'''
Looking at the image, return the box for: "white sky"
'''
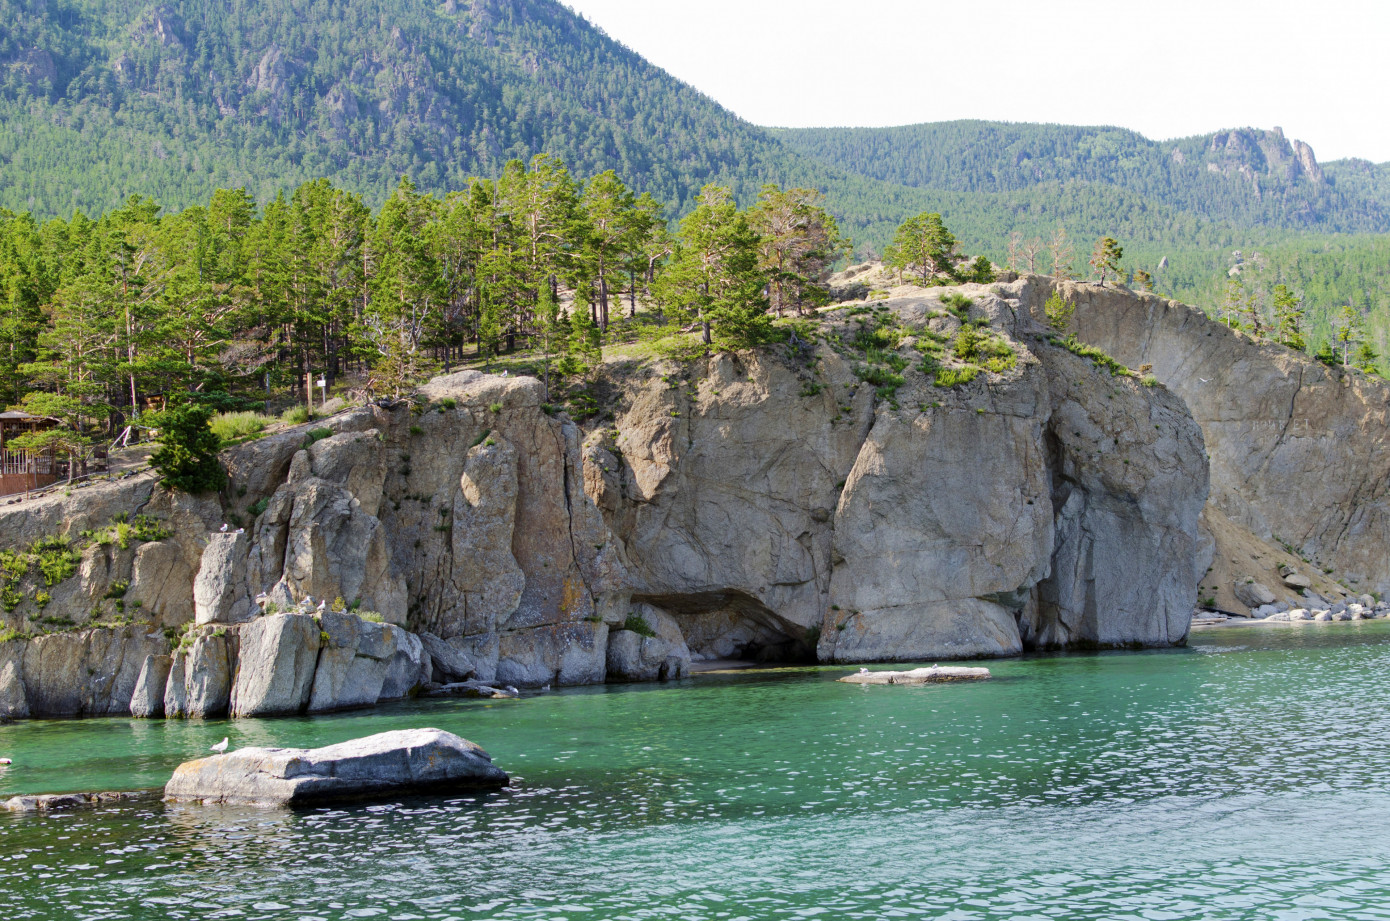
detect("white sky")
[563,0,1390,164]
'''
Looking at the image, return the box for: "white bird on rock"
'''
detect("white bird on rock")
[859,667,869,674]
[210,737,229,753]
[219,523,229,533]
[316,600,326,613]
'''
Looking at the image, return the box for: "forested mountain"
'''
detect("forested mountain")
[0,0,838,217]
[773,121,1390,234]
[3,0,1390,364]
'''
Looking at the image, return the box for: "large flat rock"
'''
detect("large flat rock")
[163,728,508,806]
[838,665,991,684]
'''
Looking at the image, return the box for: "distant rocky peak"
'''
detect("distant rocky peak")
[246,45,287,95]
[11,48,57,89]
[133,5,186,50]
[1205,127,1324,185]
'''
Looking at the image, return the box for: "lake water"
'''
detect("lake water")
[3,622,1390,920]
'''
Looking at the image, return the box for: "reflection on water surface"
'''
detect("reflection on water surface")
[3,622,1390,919]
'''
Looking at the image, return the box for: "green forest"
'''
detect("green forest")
[3,0,1389,412]
[0,155,863,475]
[773,121,1390,234]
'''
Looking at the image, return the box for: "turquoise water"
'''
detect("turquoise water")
[3,622,1390,920]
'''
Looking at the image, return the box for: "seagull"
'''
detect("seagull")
[219,523,229,532]
[316,600,327,613]
[234,528,245,535]
[210,737,229,753]
[0,758,11,765]
[859,667,869,674]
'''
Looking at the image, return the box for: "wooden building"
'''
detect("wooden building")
[0,411,59,497]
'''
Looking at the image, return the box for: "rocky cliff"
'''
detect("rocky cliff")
[1019,277,1390,610]
[0,284,1212,721]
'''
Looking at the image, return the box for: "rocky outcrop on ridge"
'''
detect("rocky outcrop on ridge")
[1017,277,1390,610]
[0,284,1215,721]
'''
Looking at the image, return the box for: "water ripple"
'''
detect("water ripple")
[2,623,1390,919]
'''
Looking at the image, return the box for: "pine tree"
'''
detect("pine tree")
[1089,237,1123,285]
[1272,284,1305,350]
[1334,304,1365,367]
[359,177,443,398]
[148,400,225,493]
[887,212,962,286]
[747,185,847,316]
[654,185,770,351]
[580,170,640,332]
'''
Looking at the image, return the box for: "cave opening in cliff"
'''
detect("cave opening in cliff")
[632,589,817,664]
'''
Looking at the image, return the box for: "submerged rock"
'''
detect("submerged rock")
[3,791,145,813]
[163,728,508,806]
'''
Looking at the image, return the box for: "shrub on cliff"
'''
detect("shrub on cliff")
[149,402,227,494]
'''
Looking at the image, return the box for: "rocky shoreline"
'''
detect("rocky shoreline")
[5,275,1390,725]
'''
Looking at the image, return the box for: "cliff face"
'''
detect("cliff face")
[595,290,1206,663]
[0,285,1212,720]
[1022,278,1390,605]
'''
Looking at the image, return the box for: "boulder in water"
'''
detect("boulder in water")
[838,665,991,684]
[163,728,508,806]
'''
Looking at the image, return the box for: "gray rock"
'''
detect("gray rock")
[194,531,256,625]
[837,665,991,684]
[21,626,168,717]
[1234,581,1277,610]
[496,622,608,687]
[417,632,478,683]
[163,728,508,806]
[1026,344,1208,649]
[4,791,143,812]
[379,626,431,699]
[165,630,234,719]
[128,540,196,626]
[307,612,394,713]
[441,632,499,685]
[0,640,29,721]
[443,439,526,637]
[605,605,691,682]
[230,614,320,717]
[1282,571,1312,589]
[1033,277,1390,599]
[129,654,172,718]
[422,681,518,699]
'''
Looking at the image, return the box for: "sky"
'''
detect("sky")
[562,0,1390,163]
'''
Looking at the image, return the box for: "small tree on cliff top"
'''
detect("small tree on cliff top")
[149,400,226,493]
[888,212,963,286]
[1089,237,1123,286]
